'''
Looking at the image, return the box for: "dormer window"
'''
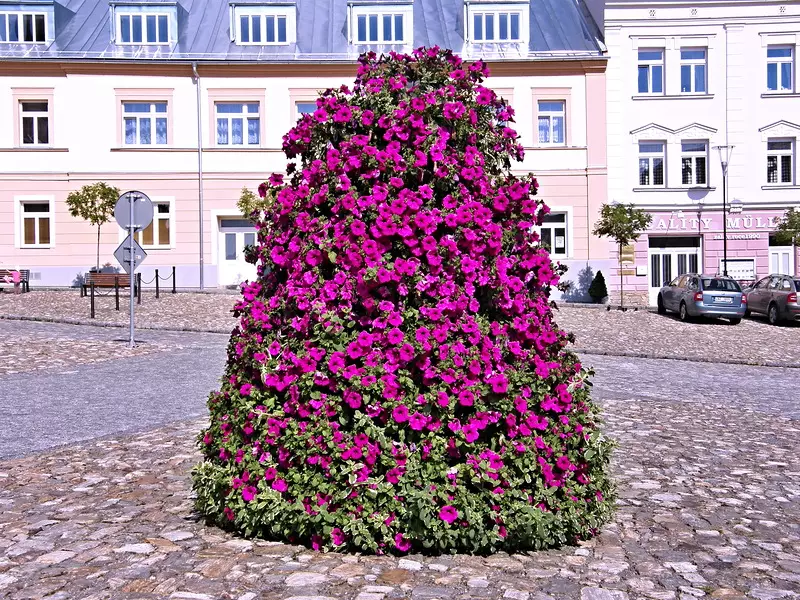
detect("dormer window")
[466,2,528,44]
[231,4,296,46]
[0,11,48,43]
[348,4,412,45]
[111,2,177,45]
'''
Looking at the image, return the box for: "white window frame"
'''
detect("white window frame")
[349,5,412,44]
[680,47,707,94]
[466,3,528,44]
[680,140,708,187]
[214,102,261,146]
[766,138,795,185]
[19,100,49,146]
[766,45,794,93]
[0,11,47,42]
[637,48,664,95]
[537,100,565,146]
[638,141,666,187]
[233,6,295,45]
[116,12,170,45]
[122,101,168,146]
[531,208,573,260]
[15,196,54,249]
[120,198,175,249]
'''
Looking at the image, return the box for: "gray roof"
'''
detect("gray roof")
[0,0,604,61]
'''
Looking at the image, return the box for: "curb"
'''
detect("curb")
[4,314,797,370]
[575,348,800,370]
[0,314,231,335]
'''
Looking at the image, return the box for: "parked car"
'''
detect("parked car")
[742,274,800,324]
[657,273,747,324]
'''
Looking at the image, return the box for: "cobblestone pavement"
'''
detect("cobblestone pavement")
[3,291,799,366]
[1,344,799,600]
[0,321,227,460]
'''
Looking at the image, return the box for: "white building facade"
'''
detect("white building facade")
[605,0,800,305]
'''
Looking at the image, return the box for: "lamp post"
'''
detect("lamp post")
[713,145,734,276]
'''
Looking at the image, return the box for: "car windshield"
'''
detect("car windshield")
[701,278,741,292]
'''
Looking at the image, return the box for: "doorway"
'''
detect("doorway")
[217,218,257,287]
[648,236,702,306]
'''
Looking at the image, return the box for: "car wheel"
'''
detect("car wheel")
[679,302,689,322]
[657,295,666,315]
[768,303,780,325]
[729,318,741,325]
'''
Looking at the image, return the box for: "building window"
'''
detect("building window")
[539,213,568,257]
[472,10,521,42]
[295,101,317,117]
[537,100,565,145]
[353,11,407,43]
[215,103,260,146]
[637,49,664,94]
[123,102,167,145]
[20,201,52,247]
[0,12,46,42]
[767,139,794,184]
[638,141,665,187]
[681,141,707,186]
[20,101,49,145]
[135,202,171,247]
[239,14,288,44]
[117,13,169,44]
[767,46,794,92]
[680,48,707,93]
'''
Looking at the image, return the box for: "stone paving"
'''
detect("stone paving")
[2,291,799,367]
[1,343,799,600]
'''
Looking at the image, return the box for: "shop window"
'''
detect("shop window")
[637,49,664,94]
[539,213,568,257]
[638,141,665,187]
[767,139,794,184]
[681,140,708,186]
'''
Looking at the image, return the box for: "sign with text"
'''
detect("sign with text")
[648,211,785,234]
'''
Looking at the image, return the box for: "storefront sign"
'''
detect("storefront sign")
[650,212,783,234]
[712,233,762,240]
[620,244,636,264]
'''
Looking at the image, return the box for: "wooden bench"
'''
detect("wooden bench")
[0,269,31,293]
[80,272,133,297]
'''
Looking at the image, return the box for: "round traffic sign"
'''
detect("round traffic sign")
[115,191,154,232]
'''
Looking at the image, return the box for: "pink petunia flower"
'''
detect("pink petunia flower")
[439,505,459,524]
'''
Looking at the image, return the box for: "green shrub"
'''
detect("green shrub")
[588,271,608,303]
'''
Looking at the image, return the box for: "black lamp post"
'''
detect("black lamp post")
[714,145,734,276]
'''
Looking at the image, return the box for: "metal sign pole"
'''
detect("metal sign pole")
[129,194,136,348]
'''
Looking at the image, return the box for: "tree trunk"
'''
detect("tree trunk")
[618,243,624,309]
[96,224,101,271]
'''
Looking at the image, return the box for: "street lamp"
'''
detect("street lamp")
[713,145,734,276]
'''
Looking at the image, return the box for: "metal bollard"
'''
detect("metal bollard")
[155,268,160,299]
[115,278,120,311]
[137,273,142,304]
[90,282,95,319]
[172,266,176,294]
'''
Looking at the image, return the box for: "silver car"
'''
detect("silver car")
[743,274,800,324]
[657,273,747,324]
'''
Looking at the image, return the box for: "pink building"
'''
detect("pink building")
[0,0,610,292]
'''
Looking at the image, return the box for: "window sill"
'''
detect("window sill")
[139,246,174,251]
[19,245,53,249]
[633,187,716,192]
[632,94,714,100]
[0,147,69,152]
[525,145,587,151]
[761,184,800,190]
[204,147,278,152]
[761,92,800,98]
[111,147,197,152]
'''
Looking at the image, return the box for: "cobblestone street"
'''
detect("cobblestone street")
[1,321,798,600]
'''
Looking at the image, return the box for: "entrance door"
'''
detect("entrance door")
[648,237,701,306]
[218,218,257,287]
[769,246,795,276]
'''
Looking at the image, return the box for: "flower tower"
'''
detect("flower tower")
[192,47,615,554]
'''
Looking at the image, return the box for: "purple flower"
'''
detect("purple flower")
[392,405,409,423]
[408,412,427,431]
[272,479,288,493]
[387,328,404,345]
[439,505,459,524]
[394,532,411,552]
[331,527,347,546]
[241,485,258,502]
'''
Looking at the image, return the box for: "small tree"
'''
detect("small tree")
[774,207,800,277]
[593,203,652,308]
[588,270,608,303]
[66,182,120,271]
[237,183,276,223]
